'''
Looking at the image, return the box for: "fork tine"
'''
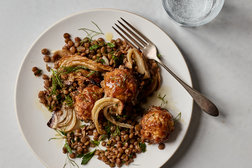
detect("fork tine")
[120,17,151,43]
[118,20,147,46]
[115,23,144,50]
[112,26,137,49]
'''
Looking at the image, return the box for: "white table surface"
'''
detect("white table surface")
[1,0,251,168]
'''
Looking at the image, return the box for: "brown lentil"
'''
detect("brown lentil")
[43,55,51,62]
[101,141,106,147]
[35,35,149,167]
[74,37,81,42]
[62,45,68,50]
[85,49,90,54]
[69,153,76,159]
[84,43,90,48]
[41,48,49,55]
[69,46,76,54]
[75,41,80,48]
[65,38,70,44]
[51,54,60,62]
[32,66,38,72]
[44,80,51,87]
[95,150,100,155]
[67,40,74,47]
[62,147,67,154]
[63,33,70,39]
[46,64,51,72]
[158,143,165,150]
[32,67,42,76]
[42,74,49,80]
[77,146,83,153]
[38,91,45,98]
[84,141,90,146]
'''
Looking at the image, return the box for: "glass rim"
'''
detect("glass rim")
[162,0,225,27]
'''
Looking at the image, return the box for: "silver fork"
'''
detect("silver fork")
[112,17,219,117]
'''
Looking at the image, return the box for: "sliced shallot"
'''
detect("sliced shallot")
[126,48,150,79]
[91,97,133,134]
[58,55,113,72]
[103,106,133,129]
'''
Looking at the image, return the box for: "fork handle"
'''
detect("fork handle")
[158,61,219,116]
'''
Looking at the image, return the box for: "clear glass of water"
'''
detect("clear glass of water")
[162,0,225,27]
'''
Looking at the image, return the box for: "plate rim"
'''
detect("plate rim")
[15,8,193,168]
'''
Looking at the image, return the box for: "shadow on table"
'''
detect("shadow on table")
[158,3,236,165]
[161,48,202,168]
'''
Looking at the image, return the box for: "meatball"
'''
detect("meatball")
[103,68,138,104]
[140,106,174,144]
[74,84,103,121]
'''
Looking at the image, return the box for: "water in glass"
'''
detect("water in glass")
[162,0,224,26]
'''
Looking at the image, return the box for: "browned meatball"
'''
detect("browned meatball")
[74,84,103,121]
[103,68,138,104]
[140,106,175,144]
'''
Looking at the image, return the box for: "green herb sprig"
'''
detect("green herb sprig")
[89,44,99,50]
[51,69,62,95]
[81,150,96,165]
[174,112,182,121]
[96,57,105,64]
[90,140,100,146]
[107,42,115,48]
[112,54,124,67]
[64,141,72,154]
[79,21,104,42]
[112,126,121,137]
[139,142,146,152]
[105,121,112,136]
[86,71,96,77]
[63,66,88,74]
[157,93,168,107]
[64,95,73,107]
[52,69,62,87]
[63,154,79,168]
[48,130,66,141]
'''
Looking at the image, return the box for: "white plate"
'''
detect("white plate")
[15,9,193,168]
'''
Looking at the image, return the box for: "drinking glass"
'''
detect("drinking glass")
[162,0,225,27]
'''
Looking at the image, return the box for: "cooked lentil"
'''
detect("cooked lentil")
[34,29,173,167]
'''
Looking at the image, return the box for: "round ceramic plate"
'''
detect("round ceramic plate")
[15,9,193,168]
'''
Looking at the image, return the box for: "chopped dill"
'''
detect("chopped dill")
[105,121,112,136]
[48,137,65,141]
[112,126,121,137]
[35,69,42,76]
[48,130,66,141]
[64,141,72,154]
[99,134,107,141]
[58,130,67,136]
[86,71,96,77]
[63,66,88,73]
[174,112,182,121]
[107,42,115,48]
[51,69,62,95]
[105,122,121,137]
[79,21,104,42]
[52,69,63,87]
[63,154,79,168]
[64,95,73,107]
[89,44,99,50]
[90,140,100,146]
[157,93,168,106]
[112,54,124,67]
[96,57,105,64]
[139,142,146,152]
